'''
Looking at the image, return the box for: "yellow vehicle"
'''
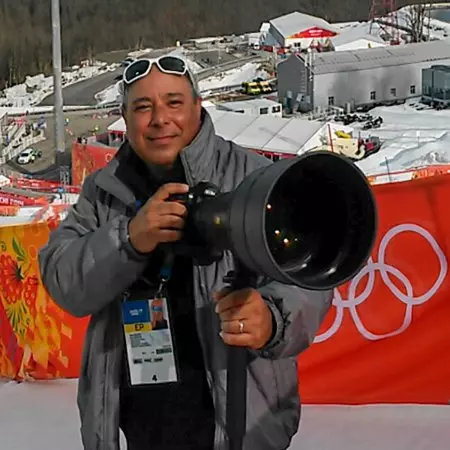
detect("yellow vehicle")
[242,82,261,95]
[258,81,272,93]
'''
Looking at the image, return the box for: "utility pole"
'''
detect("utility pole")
[51,0,65,164]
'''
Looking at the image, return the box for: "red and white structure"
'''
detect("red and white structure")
[267,12,339,51]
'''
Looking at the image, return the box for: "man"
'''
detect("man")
[39,56,332,450]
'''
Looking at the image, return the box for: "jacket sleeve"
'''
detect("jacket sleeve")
[256,281,333,359]
[38,173,148,318]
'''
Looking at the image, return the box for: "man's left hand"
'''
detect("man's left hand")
[214,288,273,350]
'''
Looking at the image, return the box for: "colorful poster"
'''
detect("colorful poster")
[0,221,88,380]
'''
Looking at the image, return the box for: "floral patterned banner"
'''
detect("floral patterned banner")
[0,221,88,380]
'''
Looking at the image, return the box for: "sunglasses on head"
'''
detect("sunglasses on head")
[122,56,188,85]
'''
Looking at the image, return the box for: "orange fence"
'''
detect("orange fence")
[367,164,450,185]
[9,177,81,194]
[1,162,450,404]
[298,173,450,404]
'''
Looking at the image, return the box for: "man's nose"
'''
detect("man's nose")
[150,104,169,126]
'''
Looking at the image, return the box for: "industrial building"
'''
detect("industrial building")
[277,39,450,111]
[422,65,450,107]
[266,11,338,50]
[216,98,283,117]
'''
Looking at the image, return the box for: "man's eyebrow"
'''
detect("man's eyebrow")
[132,96,151,105]
[165,92,185,98]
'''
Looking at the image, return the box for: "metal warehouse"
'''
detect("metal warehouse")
[267,11,338,50]
[276,39,450,111]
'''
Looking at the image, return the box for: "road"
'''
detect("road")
[39,69,122,107]
[38,47,176,107]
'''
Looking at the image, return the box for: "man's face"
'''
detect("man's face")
[122,66,202,167]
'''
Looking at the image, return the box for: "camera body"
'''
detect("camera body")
[167,182,224,264]
[168,181,220,206]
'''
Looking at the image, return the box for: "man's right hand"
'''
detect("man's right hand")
[128,183,189,254]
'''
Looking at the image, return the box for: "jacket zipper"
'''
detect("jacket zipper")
[184,148,221,446]
[195,264,223,449]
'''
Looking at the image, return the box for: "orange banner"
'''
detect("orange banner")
[72,142,118,186]
[0,221,88,380]
[299,173,450,404]
[2,167,450,405]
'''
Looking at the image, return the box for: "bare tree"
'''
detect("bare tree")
[404,2,435,42]
[0,0,380,89]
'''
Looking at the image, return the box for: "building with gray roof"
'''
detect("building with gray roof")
[277,39,450,111]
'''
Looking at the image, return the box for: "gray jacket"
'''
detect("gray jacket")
[39,111,332,450]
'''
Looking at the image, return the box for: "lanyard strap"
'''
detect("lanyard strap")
[156,252,174,295]
[133,199,174,295]
[122,251,174,301]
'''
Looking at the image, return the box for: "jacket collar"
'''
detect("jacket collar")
[95,108,218,206]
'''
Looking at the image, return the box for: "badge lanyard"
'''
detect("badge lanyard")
[121,251,179,386]
[155,252,174,296]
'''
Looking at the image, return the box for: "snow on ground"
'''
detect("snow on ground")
[0,378,449,450]
[166,47,204,73]
[127,47,153,58]
[333,9,450,43]
[349,103,450,176]
[332,21,361,30]
[0,62,118,109]
[0,105,95,121]
[94,82,123,106]
[198,62,269,93]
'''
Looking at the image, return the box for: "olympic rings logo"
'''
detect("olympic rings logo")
[314,224,448,343]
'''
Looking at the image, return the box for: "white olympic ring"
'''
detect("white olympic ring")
[314,224,448,343]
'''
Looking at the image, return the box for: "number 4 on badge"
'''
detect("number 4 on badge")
[152,374,158,382]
